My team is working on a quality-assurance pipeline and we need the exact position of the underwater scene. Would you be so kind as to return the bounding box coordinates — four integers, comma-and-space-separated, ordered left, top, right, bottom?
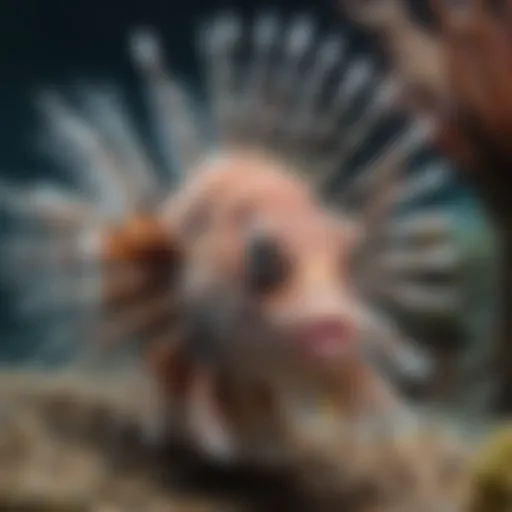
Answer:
0, 0, 510, 510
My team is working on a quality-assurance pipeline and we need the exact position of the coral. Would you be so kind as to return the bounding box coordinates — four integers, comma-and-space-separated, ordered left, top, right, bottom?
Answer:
466, 427, 512, 512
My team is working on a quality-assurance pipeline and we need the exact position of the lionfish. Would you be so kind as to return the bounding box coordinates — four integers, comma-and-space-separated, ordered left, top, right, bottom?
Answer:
0, 10, 475, 470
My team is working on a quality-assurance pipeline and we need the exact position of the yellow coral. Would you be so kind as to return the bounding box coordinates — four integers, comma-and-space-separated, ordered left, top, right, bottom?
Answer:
467, 427, 512, 512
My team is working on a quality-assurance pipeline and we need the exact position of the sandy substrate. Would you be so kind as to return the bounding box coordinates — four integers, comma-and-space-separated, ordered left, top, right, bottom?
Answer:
0, 370, 315, 512
0, 369, 510, 512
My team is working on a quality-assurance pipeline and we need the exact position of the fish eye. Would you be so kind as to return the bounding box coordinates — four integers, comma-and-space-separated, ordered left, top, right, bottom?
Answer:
244, 234, 290, 294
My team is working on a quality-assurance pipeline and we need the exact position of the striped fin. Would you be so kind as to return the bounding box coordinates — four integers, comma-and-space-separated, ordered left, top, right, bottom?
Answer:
376, 278, 462, 319
377, 244, 460, 276
4, 239, 103, 368
275, 14, 316, 94
75, 83, 161, 202
392, 160, 452, 206
339, 118, 436, 206
267, 13, 317, 148
239, 11, 281, 143
315, 73, 404, 185
0, 181, 100, 229
12, 261, 140, 318
0, 185, 175, 368
130, 29, 207, 179
36, 91, 138, 219
1, 227, 105, 277
384, 212, 455, 244
359, 206, 461, 322
284, 34, 346, 151
192, 9, 445, 215
197, 12, 243, 146
354, 303, 434, 384
311, 56, 377, 169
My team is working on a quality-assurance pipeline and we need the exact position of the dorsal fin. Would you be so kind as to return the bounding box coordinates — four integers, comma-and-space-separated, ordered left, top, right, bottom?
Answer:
130, 28, 207, 179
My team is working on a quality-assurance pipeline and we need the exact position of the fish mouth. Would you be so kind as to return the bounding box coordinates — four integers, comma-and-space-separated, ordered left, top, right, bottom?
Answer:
296, 318, 354, 359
